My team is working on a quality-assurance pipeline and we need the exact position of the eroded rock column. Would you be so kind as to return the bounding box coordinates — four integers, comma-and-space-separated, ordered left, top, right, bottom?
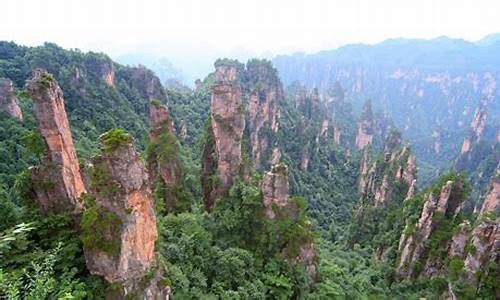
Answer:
0, 78, 23, 120
26, 69, 85, 214
201, 61, 245, 210
82, 129, 165, 298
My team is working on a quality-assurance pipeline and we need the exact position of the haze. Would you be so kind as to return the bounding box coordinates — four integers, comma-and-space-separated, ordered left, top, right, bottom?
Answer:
2, 0, 500, 82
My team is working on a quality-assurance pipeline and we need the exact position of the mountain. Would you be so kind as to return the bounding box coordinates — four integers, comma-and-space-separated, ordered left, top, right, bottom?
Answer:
0, 40, 498, 299
273, 36, 500, 186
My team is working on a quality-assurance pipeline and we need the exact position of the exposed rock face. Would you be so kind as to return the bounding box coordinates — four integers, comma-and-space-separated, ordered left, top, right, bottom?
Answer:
333, 126, 341, 145
201, 61, 245, 210
101, 62, 115, 87
355, 100, 374, 150
246, 61, 283, 169
460, 106, 487, 155
83, 130, 163, 297
26, 69, 85, 214
0, 78, 23, 120
150, 103, 174, 137
479, 170, 499, 215
397, 179, 464, 278
262, 164, 290, 220
148, 102, 183, 212
261, 164, 317, 279
357, 131, 416, 207
125, 66, 168, 102
463, 218, 499, 283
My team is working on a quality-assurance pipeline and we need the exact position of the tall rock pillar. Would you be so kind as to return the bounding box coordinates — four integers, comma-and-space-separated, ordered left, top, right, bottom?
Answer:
26, 69, 85, 214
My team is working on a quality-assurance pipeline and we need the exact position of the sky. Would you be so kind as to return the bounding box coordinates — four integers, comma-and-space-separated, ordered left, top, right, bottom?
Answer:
2, 0, 500, 81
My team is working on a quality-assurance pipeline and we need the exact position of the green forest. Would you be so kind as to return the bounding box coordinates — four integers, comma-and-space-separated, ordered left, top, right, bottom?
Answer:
0, 42, 498, 300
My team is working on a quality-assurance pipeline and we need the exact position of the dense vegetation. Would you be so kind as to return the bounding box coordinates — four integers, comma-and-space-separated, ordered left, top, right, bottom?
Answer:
0, 42, 498, 299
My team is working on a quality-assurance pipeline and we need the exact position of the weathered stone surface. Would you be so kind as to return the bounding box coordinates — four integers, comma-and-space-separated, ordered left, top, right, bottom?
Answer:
463, 218, 499, 283
101, 62, 115, 87
357, 135, 416, 207
149, 103, 174, 139
0, 78, 23, 120
148, 102, 183, 212
126, 66, 167, 102
333, 126, 341, 145
355, 101, 374, 150
397, 179, 464, 278
262, 163, 317, 279
202, 62, 245, 209
479, 170, 499, 215
26, 69, 85, 214
262, 164, 290, 220
448, 221, 470, 258
83, 132, 159, 296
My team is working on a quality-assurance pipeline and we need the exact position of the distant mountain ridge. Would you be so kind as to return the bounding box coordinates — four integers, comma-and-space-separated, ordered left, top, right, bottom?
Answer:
273, 35, 500, 186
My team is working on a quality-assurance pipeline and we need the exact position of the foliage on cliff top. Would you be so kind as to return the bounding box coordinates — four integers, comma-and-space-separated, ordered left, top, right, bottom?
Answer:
99, 128, 133, 153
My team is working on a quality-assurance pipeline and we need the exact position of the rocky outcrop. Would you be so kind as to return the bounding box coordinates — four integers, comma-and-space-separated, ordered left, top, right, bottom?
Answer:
463, 218, 499, 285
262, 164, 290, 220
82, 129, 166, 298
357, 131, 416, 206
149, 102, 174, 136
101, 62, 115, 87
462, 173, 500, 285
124, 66, 168, 102
261, 164, 317, 279
0, 78, 23, 120
147, 102, 183, 213
355, 100, 374, 150
201, 61, 245, 210
460, 106, 487, 155
479, 169, 499, 215
397, 178, 464, 278
26, 69, 85, 214
246, 60, 282, 169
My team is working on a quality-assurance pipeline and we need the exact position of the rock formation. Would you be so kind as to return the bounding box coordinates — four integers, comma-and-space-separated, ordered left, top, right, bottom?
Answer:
148, 101, 184, 213
201, 61, 245, 210
262, 164, 290, 220
246, 60, 282, 169
82, 129, 166, 298
397, 178, 464, 278
462, 173, 499, 287
0, 78, 23, 120
479, 169, 499, 215
261, 163, 317, 279
357, 130, 416, 206
26, 69, 85, 214
100, 61, 115, 87
124, 65, 168, 102
293, 87, 327, 171
460, 105, 487, 155
355, 100, 374, 150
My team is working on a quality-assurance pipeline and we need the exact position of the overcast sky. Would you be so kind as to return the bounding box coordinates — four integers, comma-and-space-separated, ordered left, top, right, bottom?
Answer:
2, 0, 499, 80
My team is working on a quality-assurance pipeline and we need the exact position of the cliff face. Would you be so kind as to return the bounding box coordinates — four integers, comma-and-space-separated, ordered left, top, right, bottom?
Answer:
355, 100, 374, 150
82, 130, 165, 297
261, 164, 317, 279
148, 102, 183, 212
100, 61, 115, 87
262, 164, 290, 220
124, 66, 168, 103
26, 69, 85, 214
357, 131, 416, 206
246, 60, 282, 169
293, 87, 326, 171
397, 178, 464, 278
0, 78, 23, 120
455, 102, 499, 210
201, 61, 245, 210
